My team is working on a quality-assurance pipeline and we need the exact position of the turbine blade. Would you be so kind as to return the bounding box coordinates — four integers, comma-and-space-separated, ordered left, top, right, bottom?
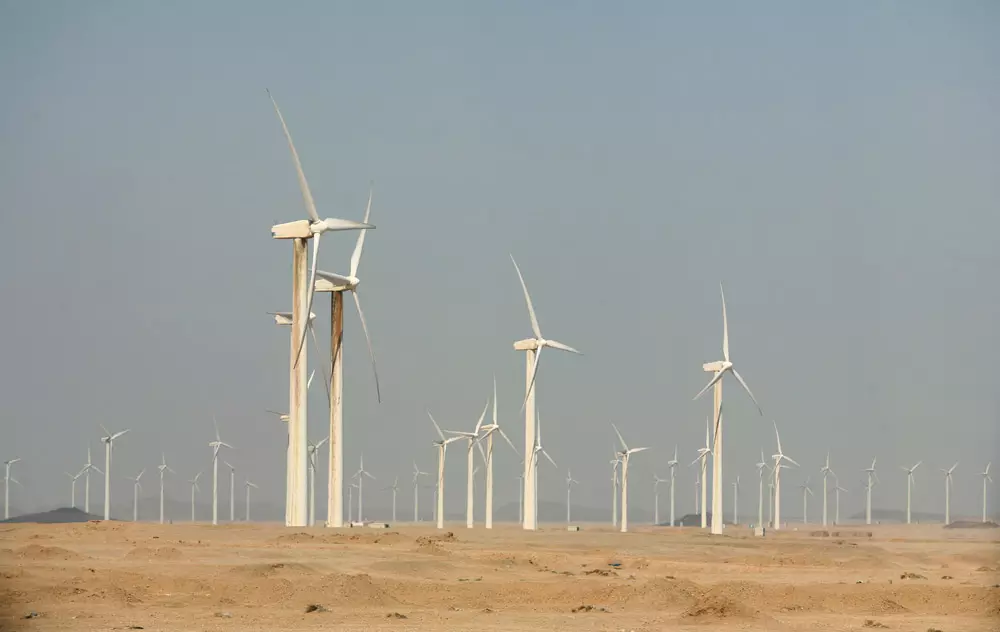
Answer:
349, 185, 373, 279
519, 345, 543, 413
510, 254, 541, 339
474, 397, 488, 434
352, 290, 381, 403
546, 340, 581, 354
693, 371, 724, 401
427, 411, 446, 441
720, 283, 729, 363
497, 427, 518, 455
492, 374, 498, 425
293, 233, 322, 369
612, 423, 628, 452
308, 322, 332, 401
267, 89, 320, 222
773, 420, 783, 454
784, 455, 801, 468
542, 449, 557, 469
731, 369, 762, 415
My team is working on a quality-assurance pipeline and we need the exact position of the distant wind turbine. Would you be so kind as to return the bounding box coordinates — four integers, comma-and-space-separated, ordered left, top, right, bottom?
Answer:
384, 476, 399, 523
100, 426, 129, 520
690, 416, 712, 528
941, 462, 958, 525
610, 451, 621, 527
756, 450, 770, 528
244, 480, 258, 521
80, 447, 102, 515
667, 446, 679, 527
834, 482, 848, 525
224, 461, 237, 522
653, 473, 668, 525
476, 377, 517, 529
447, 399, 488, 529
613, 423, 649, 533
208, 418, 234, 526
982, 462, 993, 523
4, 458, 21, 519
428, 412, 462, 529
799, 478, 813, 524
127, 469, 145, 521
566, 470, 580, 524
864, 457, 879, 525
66, 470, 83, 509
307, 436, 329, 526
188, 472, 202, 521
900, 461, 921, 525
532, 410, 558, 522
411, 461, 430, 522
157, 453, 175, 524
732, 475, 741, 525
821, 452, 835, 527
351, 455, 375, 523
771, 421, 799, 531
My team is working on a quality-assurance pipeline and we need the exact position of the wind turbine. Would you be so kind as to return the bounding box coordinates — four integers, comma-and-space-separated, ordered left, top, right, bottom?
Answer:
411, 461, 430, 522
3, 458, 21, 519
566, 470, 580, 524
266, 90, 373, 529
188, 472, 202, 522
244, 480, 258, 521
66, 470, 82, 509
347, 482, 358, 523
755, 450, 770, 528
732, 475, 741, 525
307, 436, 329, 526
900, 461, 921, 525
821, 452, 835, 527
428, 412, 463, 529
667, 446, 679, 527
693, 283, 763, 535
864, 457, 879, 525
100, 426, 129, 520
982, 462, 993, 523
799, 478, 813, 524
127, 470, 145, 522
263, 362, 318, 525
384, 476, 399, 523
610, 452, 621, 527
80, 447, 102, 515
771, 421, 799, 531
223, 461, 237, 522
941, 462, 958, 525
476, 377, 517, 529
834, 482, 847, 525
312, 187, 381, 530
613, 423, 649, 533
767, 479, 774, 527
446, 399, 488, 529
351, 455, 375, 524
532, 410, 558, 523
510, 255, 581, 531
690, 416, 711, 528
209, 418, 234, 526
653, 473, 667, 525
156, 453, 175, 524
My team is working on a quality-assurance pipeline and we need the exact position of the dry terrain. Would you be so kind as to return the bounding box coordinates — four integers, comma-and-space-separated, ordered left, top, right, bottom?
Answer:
1, 521, 998, 631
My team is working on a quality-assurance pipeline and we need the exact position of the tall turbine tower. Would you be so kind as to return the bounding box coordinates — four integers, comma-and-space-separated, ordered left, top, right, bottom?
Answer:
531, 410, 558, 523
100, 426, 129, 521
224, 461, 237, 522
732, 476, 741, 525
411, 461, 430, 522
446, 399, 488, 529
307, 436, 329, 526
690, 416, 711, 528
428, 412, 462, 529
157, 453, 175, 524
693, 284, 763, 535
982, 462, 993, 523
3, 458, 21, 520
244, 480, 258, 521
127, 470, 145, 521
66, 470, 82, 509
610, 452, 621, 527
613, 424, 649, 533
313, 187, 381, 529
667, 446, 679, 527
266, 90, 373, 528
864, 458, 879, 525
834, 482, 847, 525
941, 462, 958, 525
820, 452, 835, 527
510, 255, 581, 531
566, 470, 580, 524
771, 421, 799, 531
351, 455, 375, 523
476, 378, 517, 529
80, 447, 102, 515
188, 472, 202, 521
799, 478, 813, 524
208, 418, 234, 526
900, 461, 921, 525
755, 450, 769, 528
653, 474, 667, 525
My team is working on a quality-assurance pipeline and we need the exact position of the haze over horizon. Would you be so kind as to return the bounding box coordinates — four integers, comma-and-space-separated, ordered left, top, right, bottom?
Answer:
1, 2, 997, 524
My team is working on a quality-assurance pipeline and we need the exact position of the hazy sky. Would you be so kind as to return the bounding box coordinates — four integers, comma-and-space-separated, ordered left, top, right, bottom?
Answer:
1, 1, 997, 521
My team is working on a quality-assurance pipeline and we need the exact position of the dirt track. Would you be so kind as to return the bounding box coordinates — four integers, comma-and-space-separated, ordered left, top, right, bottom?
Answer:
1, 521, 998, 631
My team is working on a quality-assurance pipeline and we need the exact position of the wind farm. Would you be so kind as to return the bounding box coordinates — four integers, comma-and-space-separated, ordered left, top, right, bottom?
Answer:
2, 5, 998, 632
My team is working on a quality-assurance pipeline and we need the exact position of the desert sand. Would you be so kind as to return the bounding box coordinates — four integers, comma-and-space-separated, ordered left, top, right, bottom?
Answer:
1, 521, 998, 631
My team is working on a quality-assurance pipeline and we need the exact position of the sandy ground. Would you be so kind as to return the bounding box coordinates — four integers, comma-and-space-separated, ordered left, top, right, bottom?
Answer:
1, 521, 998, 631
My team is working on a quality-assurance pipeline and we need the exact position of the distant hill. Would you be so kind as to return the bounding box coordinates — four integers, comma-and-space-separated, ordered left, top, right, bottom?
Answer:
848, 509, 945, 523
1, 507, 104, 523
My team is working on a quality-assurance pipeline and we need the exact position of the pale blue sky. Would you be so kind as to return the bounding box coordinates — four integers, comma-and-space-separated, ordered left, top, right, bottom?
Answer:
1, 1, 997, 520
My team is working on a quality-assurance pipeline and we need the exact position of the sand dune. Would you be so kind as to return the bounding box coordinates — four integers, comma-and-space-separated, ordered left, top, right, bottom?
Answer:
1, 521, 998, 630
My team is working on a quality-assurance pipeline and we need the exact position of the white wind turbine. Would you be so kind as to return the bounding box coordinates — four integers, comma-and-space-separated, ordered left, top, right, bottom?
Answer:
821, 452, 835, 527
188, 472, 202, 522
411, 461, 430, 522
446, 399, 489, 529
767, 479, 774, 527
864, 457, 879, 525
799, 478, 813, 524
941, 462, 958, 525
690, 416, 712, 528
476, 377, 518, 529
532, 410, 558, 523
264, 361, 318, 525
900, 461, 921, 525
755, 450, 769, 528
982, 462, 993, 523
693, 284, 763, 535
613, 423, 649, 533
313, 187, 381, 529
266, 90, 373, 528
127, 469, 145, 522
771, 421, 799, 531
428, 412, 463, 529
4, 458, 21, 519
222, 461, 236, 522
307, 436, 329, 526
566, 470, 580, 524
100, 426, 129, 520
834, 481, 848, 525
510, 255, 581, 531
245, 480, 258, 521
347, 482, 358, 523
209, 418, 234, 526
384, 476, 399, 523
667, 446, 679, 527
653, 473, 668, 525
351, 455, 375, 524
66, 470, 82, 509
732, 475, 741, 525
610, 451, 621, 527
80, 447, 102, 515
157, 453, 175, 524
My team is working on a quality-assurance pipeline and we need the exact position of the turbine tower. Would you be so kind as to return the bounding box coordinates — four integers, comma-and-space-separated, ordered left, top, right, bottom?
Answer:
900, 461, 921, 525
3, 458, 21, 520
266, 90, 373, 528
307, 436, 329, 526
653, 473, 668, 525
127, 470, 145, 522
532, 410, 558, 523
224, 461, 237, 522
566, 470, 580, 524
208, 418, 234, 526
476, 378, 517, 529
66, 470, 82, 509
771, 421, 799, 531
446, 399, 488, 529
244, 480, 258, 521
693, 283, 763, 535
820, 452, 836, 527
384, 476, 399, 523
510, 255, 581, 531
799, 478, 813, 524
351, 455, 375, 524
188, 472, 202, 521
411, 461, 430, 522
667, 446, 679, 527
100, 426, 129, 521
80, 448, 102, 515
941, 462, 958, 525
428, 412, 462, 529
834, 482, 847, 525
610, 452, 621, 527
732, 475, 741, 525
157, 453, 175, 524
690, 416, 711, 528
313, 187, 380, 529
982, 462, 993, 523
613, 423, 649, 533
756, 450, 769, 528
864, 458, 879, 525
